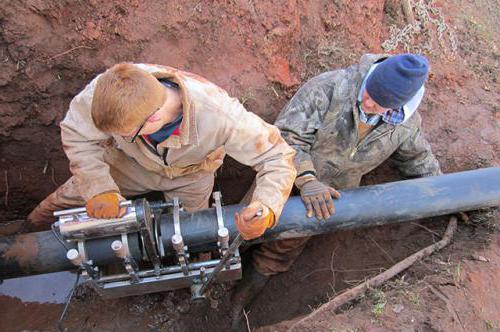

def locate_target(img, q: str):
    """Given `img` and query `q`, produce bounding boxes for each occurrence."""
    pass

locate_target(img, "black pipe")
[160,167,500,252]
[0,232,142,279]
[2,167,500,279]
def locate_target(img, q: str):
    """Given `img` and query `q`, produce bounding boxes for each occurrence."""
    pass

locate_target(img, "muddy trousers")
[250,174,362,276]
[238,181,310,277]
[251,237,311,276]
[27,149,215,228]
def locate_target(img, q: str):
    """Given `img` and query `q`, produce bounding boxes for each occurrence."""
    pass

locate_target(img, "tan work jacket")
[60,64,296,219]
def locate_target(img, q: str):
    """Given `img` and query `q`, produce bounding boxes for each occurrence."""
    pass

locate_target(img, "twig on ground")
[4,170,8,207]
[300,266,384,281]
[289,216,457,332]
[49,45,93,60]
[270,86,280,98]
[43,160,49,174]
[368,235,396,264]
[243,309,251,332]
[330,245,338,282]
[51,167,59,187]
[427,283,465,331]
[411,221,441,238]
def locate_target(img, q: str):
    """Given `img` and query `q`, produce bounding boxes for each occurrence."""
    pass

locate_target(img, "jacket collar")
[134,64,199,149]
[350,55,396,143]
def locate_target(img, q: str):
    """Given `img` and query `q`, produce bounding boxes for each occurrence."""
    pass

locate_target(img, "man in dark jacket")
[231,53,441,325]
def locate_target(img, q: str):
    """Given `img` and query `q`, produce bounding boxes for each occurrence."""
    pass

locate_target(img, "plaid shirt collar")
[357,63,425,126]
[358,103,406,126]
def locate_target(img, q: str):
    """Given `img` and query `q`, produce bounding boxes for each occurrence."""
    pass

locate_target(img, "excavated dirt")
[0,0,499,331]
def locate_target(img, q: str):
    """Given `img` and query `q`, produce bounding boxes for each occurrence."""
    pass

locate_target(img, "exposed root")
[243,309,251,332]
[4,170,8,207]
[49,45,93,60]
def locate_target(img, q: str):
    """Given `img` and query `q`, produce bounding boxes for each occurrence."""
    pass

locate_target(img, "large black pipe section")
[160,167,500,252]
[0,232,141,279]
[1,167,499,279]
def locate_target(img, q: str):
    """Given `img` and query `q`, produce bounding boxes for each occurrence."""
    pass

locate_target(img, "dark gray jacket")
[275,54,441,189]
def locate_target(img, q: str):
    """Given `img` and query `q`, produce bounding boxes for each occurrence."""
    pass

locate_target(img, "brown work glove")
[86,192,127,219]
[235,201,275,240]
[300,179,341,220]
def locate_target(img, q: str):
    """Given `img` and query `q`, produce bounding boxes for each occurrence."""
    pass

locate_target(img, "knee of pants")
[28,177,85,226]
[251,236,311,276]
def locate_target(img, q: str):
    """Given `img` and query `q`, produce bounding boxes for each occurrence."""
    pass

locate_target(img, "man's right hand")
[86,192,127,218]
[299,179,341,220]
[235,201,275,240]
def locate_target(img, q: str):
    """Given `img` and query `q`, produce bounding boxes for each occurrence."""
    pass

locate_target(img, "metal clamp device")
[54,192,242,300]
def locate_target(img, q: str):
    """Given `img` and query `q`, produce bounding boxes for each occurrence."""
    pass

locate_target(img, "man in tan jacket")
[28,63,296,246]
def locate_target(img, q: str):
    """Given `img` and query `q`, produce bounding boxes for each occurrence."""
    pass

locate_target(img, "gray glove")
[300,179,341,220]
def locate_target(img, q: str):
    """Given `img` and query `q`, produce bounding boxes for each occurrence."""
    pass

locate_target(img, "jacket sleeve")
[273,72,335,187]
[60,79,120,201]
[219,95,297,221]
[390,114,442,178]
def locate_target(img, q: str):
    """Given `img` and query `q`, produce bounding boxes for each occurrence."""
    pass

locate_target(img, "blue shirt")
[146,80,183,146]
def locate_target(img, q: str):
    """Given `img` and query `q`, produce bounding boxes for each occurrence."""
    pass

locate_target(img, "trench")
[0,218,454,331]
[1,168,499,331]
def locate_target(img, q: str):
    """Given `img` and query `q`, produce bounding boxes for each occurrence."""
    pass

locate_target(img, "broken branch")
[243,309,251,332]
[4,170,8,207]
[49,45,93,60]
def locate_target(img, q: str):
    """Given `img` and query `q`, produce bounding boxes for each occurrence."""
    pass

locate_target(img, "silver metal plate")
[94,262,241,299]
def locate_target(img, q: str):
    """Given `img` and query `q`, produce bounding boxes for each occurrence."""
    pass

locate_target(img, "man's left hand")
[235,201,275,240]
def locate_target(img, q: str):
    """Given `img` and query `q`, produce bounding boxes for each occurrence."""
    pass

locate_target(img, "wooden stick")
[51,166,59,187]
[243,309,251,332]
[49,45,92,60]
[368,235,396,263]
[411,221,441,238]
[4,170,8,207]
[289,216,457,332]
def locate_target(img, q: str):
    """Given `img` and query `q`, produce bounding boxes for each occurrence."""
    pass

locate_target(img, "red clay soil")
[0,0,389,220]
[0,0,499,331]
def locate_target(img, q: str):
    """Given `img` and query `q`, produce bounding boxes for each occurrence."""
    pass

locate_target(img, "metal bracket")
[213,192,229,258]
[190,266,208,300]
[111,236,140,284]
[173,197,182,236]
[77,240,86,262]
[172,197,189,276]
[213,192,224,230]
[134,199,161,276]
[120,234,140,282]
[71,241,98,280]
[198,234,244,296]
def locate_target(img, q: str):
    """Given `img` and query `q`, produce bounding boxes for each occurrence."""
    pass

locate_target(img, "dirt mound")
[0,0,391,220]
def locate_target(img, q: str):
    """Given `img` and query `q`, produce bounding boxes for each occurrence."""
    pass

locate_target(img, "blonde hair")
[91,63,165,132]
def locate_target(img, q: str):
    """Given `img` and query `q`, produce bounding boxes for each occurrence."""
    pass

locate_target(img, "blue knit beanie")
[366,54,429,109]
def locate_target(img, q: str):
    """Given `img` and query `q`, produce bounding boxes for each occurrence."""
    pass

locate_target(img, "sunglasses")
[123,109,158,143]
